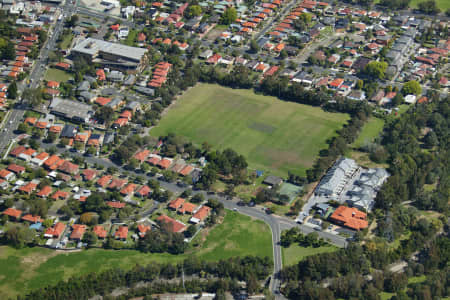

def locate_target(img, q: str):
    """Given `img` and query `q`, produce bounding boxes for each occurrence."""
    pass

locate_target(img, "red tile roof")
[179,165,194,176]
[10,146,26,157]
[181,202,197,214]
[93,225,107,238]
[169,197,185,210]
[52,190,69,200]
[120,183,136,195]
[107,201,126,209]
[2,208,22,219]
[137,224,151,237]
[157,215,186,233]
[0,169,13,179]
[158,158,172,169]
[19,182,38,194]
[115,226,128,239]
[70,224,86,240]
[82,169,97,181]
[95,97,111,106]
[192,205,211,222]
[329,206,368,230]
[134,149,150,162]
[37,185,52,197]
[97,175,112,187]
[21,214,42,223]
[108,178,127,190]
[58,161,79,174]
[7,164,25,174]
[136,185,151,197]
[45,222,66,238]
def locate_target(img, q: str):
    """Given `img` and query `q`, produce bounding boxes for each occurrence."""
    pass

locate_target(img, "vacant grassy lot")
[0,211,272,298]
[151,84,349,176]
[281,243,337,266]
[44,68,73,82]
[352,117,385,149]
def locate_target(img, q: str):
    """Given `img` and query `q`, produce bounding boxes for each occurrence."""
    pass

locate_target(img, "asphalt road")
[0,0,77,156]
[38,141,347,298]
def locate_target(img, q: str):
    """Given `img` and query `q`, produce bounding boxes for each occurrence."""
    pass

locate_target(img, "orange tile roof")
[70,224,86,240]
[45,222,66,238]
[93,225,107,238]
[108,178,127,190]
[10,146,26,157]
[169,197,185,210]
[97,175,112,187]
[21,214,42,223]
[19,182,38,194]
[181,202,197,214]
[157,215,186,233]
[136,185,151,197]
[82,169,97,181]
[115,226,128,239]
[137,224,151,237]
[0,169,12,179]
[37,185,52,197]
[34,152,49,161]
[120,183,136,195]
[95,97,112,106]
[7,164,25,174]
[49,125,62,133]
[192,205,211,222]
[52,190,69,200]
[158,158,172,169]
[24,117,37,125]
[2,208,22,218]
[44,155,61,168]
[179,165,193,176]
[134,149,150,162]
[107,201,126,209]
[329,206,368,230]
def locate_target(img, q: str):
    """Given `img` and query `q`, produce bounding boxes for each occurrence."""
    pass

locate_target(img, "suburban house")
[329,206,368,231]
[157,215,186,233]
[70,224,86,240]
[115,226,128,240]
[44,222,66,238]
[190,206,211,224]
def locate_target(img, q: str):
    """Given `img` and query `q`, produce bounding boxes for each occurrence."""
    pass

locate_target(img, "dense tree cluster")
[22,256,272,299]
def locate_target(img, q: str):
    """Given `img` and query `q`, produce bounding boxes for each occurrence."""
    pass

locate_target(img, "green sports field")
[151,84,349,176]
[0,211,272,299]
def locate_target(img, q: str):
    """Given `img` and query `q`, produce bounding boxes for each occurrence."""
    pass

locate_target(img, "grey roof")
[78,91,95,102]
[101,87,118,96]
[77,81,90,92]
[103,131,115,144]
[83,75,97,84]
[106,97,123,108]
[123,74,135,86]
[107,70,124,82]
[317,158,357,196]
[134,86,155,96]
[263,175,283,186]
[72,38,147,62]
[125,101,140,110]
[61,124,77,138]
[49,98,93,123]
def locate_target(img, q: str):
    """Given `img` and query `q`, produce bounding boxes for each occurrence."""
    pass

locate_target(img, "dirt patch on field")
[248,122,276,134]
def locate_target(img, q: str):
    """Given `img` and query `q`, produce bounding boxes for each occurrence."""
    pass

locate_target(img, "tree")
[418,0,440,14]
[250,39,259,53]
[66,15,79,27]
[82,231,98,247]
[22,88,42,107]
[95,106,114,125]
[7,81,17,99]
[363,61,388,79]
[220,8,237,25]
[402,80,422,96]
[185,5,202,18]
[423,131,438,149]
[5,225,35,248]
[391,93,404,107]
[2,41,15,60]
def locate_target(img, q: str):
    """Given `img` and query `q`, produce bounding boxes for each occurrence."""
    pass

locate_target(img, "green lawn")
[409,0,450,10]
[151,84,349,177]
[352,117,385,149]
[60,33,74,50]
[44,68,73,82]
[281,243,337,266]
[0,211,272,298]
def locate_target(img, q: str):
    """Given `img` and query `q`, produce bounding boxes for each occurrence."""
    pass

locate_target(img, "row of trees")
[22,256,272,299]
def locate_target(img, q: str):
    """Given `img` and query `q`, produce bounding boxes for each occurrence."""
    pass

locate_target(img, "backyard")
[151,84,349,177]
[44,68,73,82]
[0,211,272,298]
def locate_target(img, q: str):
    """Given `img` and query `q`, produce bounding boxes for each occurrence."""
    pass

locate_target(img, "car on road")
[233,208,237,211]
